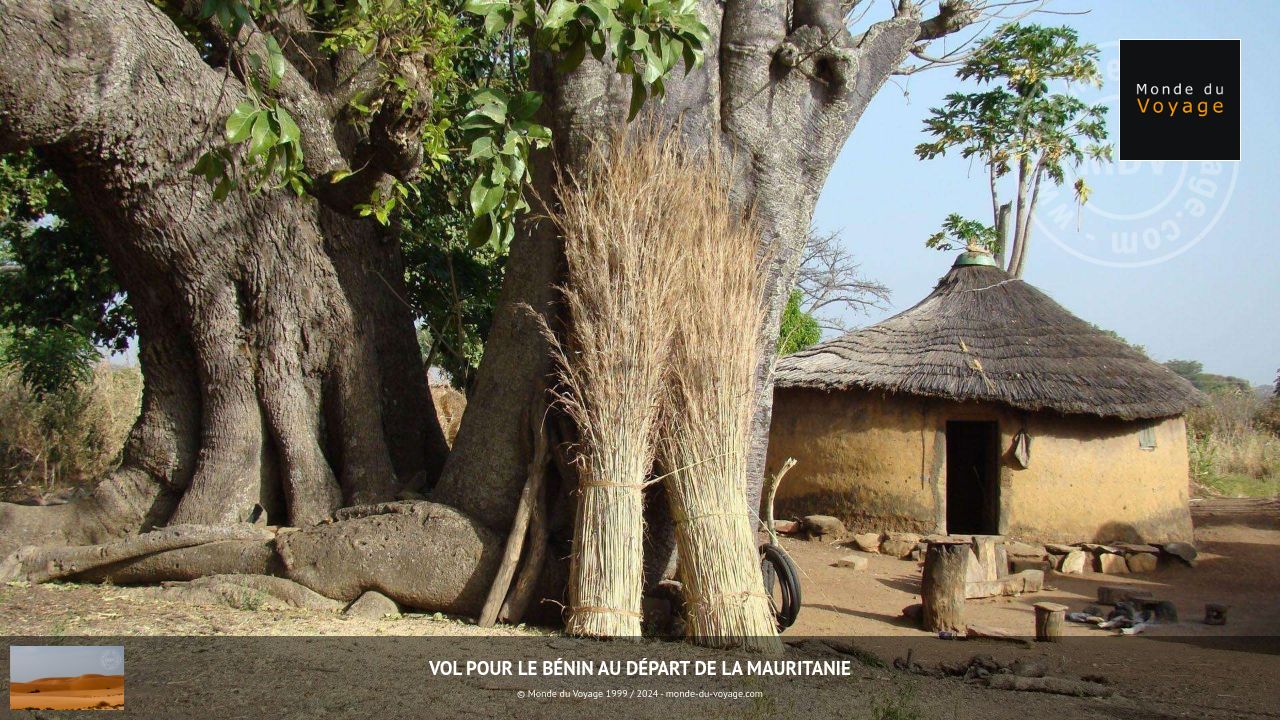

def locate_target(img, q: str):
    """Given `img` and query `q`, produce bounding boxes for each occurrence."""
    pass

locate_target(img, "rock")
[1141,600,1178,622]
[1057,550,1088,575]
[1018,569,1045,593]
[1097,585,1153,605]
[1096,553,1129,575]
[901,603,923,622]
[965,579,1005,599]
[1044,543,1076,555]
[887,531,922,544]
[773,519,801,535]
[1160,542,1198,566]
[344,590,400,620]
[852,532,882,553]
[1117,543,1160,555]
[1004,540,1047,558]
[1125,552,1158,574]
[803,515,845,540]
[1080,543,1120,554]
[1011,557,1052,574]
[1010,658,1047,678]
[880,539,916,559]
[836,554,869,571]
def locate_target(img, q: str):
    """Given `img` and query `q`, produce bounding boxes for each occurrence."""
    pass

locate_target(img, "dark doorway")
[945,421,1000,535]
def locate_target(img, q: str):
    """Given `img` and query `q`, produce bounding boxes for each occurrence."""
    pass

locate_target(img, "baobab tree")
[0,0,1032,614]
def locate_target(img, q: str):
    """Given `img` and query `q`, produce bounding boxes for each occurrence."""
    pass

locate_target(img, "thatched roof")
[775,257,1201,420]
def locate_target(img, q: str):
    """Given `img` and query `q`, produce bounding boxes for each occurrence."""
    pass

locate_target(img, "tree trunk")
[922,541,969,633]
[0,0,449,556]
[441,0,938,534]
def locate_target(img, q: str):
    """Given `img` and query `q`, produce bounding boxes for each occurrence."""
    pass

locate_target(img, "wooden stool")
[922,541,969,633]
[1033,602,1068,641]
[1204,603,1228,626]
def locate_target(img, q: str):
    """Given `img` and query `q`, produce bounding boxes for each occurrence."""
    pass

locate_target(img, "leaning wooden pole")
[479,393,549,628]
[922,541,969,633]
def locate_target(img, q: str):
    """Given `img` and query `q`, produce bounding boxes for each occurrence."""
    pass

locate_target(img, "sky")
[818,0,1279,386]
[10,646,125,682]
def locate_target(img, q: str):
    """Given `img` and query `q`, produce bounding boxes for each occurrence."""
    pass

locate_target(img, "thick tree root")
[0,525,275,584]
[156,575,345,612]
[0,502,510,617]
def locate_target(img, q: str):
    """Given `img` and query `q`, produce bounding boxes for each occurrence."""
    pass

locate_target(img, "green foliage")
[1186,389,1280,498]
[459,0,710,251]
[777,290,820,356]
[0,153,133,395]
[917,24,1112,265]
[1164,359,1252,394]
[916,24,1111,184]
[925,213,998,253]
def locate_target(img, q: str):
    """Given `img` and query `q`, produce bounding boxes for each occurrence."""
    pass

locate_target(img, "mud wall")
[765,387,1193,543]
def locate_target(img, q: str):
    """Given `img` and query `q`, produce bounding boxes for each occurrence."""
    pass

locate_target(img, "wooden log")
[478,392,549,628]
[1034,602,1067,642]
[498,417,552,625]
[1097,585,1152,605]
[921,541,969,633]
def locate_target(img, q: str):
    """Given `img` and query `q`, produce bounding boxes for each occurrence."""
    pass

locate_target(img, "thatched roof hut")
[767,252,1199,545]
[776,253,1200,420]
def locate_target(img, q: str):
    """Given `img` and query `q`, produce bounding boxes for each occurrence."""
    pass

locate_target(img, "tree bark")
[922,541,969,633]
[441,0,944,536]
[0,0,449,556]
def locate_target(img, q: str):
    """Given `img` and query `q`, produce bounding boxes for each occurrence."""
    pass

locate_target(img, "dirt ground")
[1,497,1277,719]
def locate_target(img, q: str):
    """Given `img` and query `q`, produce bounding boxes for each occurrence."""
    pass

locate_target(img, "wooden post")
[478,390,549,628]
[922,541,969,633]
[1034,602,1068,641]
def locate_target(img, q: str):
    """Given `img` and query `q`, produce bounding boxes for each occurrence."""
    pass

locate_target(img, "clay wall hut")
[767,251,1201,543]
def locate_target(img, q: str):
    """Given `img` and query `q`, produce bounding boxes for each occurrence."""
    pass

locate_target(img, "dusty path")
[1,497,1276,719]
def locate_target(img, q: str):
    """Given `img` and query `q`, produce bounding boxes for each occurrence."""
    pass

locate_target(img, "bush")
[1186,390,1280,498]
[0,360,141,502]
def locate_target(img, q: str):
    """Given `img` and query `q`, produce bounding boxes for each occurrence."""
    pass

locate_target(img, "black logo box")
[1119,39,1240,161]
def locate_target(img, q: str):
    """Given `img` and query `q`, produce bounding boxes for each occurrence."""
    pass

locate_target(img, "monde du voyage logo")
[1035,39,1240,268]
[1120,39,1240,162]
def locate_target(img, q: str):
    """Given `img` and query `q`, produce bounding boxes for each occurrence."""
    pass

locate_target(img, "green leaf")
[248,113,278,158]
[329,168,355,184]
[265,36,286,90]
[467,136,496,160]
[509,91,543,120]
[225,101,257,143]
[558,40,588,73]
[544,0,577,29]
[467,213,494,248]
[627,75,646,121]
[276,107,300,145]
[469,177,504,216]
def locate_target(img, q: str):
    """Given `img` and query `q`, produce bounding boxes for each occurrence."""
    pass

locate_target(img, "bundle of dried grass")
[658,152,782,653]
[548,133,686,638]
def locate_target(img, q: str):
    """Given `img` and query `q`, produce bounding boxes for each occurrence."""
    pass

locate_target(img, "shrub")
[0,360,141,501]
[1185,390,1280,498]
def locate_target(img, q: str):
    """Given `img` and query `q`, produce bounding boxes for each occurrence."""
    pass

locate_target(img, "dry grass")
[548,132,686,638]
[0,361,142,502]
[429,384,466,448]
[1187,391,1280,498]
[655,147,781,653]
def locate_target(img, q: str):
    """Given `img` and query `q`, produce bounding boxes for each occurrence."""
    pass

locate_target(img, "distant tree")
[1164,359,1204,383]
[796,228,889,333]
[0,153,132,395]
[1164,359,1251,395]
[916,23,1112,276]
[777,290,821,356]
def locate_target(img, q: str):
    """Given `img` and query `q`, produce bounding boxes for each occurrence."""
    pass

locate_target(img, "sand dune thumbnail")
[10,673,125,711]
